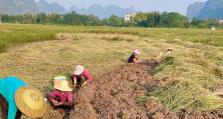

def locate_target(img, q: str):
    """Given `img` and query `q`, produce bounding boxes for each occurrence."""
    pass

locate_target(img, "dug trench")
[69,60,223,119]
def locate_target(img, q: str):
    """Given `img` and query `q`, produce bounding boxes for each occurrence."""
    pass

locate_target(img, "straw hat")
[73,65,84,75]
[133,49,140,55]
[14,86,46,118]
[54,80,73,92]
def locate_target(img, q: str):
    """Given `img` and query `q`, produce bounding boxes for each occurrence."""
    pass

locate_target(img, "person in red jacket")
[70,65,93,88]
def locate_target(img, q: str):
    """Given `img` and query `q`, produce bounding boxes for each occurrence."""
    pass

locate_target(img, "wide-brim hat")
[133,49,140,55]
[73,65,84,75]
[54,80,73,92]
[15,86,47,118]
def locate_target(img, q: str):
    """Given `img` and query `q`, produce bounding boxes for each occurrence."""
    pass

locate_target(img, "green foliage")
[1,24,223,53]
[134,12,189,28]
[0,41,6,52]
[36,13,47,24]
[190,18,221,28]
[108,15,125,27]
[0,25,56,52]
[147,12,160,27]
[160,12,189,28]
[2,11,222,28]
[137,20,148,27]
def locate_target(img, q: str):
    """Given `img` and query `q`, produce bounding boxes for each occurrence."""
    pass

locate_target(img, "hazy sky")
[43,0,207,15]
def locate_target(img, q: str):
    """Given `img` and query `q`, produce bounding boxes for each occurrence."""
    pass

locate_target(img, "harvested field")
[0,25,223,119]
[71,62,223,119]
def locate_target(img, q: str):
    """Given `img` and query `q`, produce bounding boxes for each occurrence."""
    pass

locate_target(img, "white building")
[125,12,136,22]
[211,27,216,31]
[218,19,223,24]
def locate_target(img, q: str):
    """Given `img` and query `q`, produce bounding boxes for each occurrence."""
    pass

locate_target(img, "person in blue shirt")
[0,94,23,119]
[0,76,27,119]
[0,76,47,119]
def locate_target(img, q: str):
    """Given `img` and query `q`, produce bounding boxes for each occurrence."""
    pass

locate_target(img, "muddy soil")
[70,61,223,119]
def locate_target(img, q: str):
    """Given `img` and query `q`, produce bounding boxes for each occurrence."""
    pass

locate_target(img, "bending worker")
[128,49,141,63]
[0,76,46,119]
[70,65,93,88]
[48,79,73,119]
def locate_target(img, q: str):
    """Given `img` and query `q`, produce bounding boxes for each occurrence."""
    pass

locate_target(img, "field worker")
[71,65,93,88]
[128,49,140,63]
[0,76,46,119]
[48,80,73,117]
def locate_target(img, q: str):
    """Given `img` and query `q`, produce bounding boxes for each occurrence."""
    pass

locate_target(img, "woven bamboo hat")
[15,86,47,118]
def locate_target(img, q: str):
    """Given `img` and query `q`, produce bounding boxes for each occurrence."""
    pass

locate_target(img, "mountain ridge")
[0,0,38,15]
[37,0,67,14]
[197,0,223,19]
[186,0,223,20]
[0,0,134,19]
[186,2,205,20]
[70,4,134,19]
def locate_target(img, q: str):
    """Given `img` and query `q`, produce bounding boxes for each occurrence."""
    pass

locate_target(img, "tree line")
[0,11,222,28]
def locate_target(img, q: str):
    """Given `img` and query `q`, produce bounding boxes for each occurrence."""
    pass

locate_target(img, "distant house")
[125,12,136,22]
[218,19,223,24]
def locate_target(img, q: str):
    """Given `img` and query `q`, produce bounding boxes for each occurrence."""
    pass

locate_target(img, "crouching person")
[0,76,46,119]
[71,65,93,88]
[48,80,73,118]
[128,49,141,63]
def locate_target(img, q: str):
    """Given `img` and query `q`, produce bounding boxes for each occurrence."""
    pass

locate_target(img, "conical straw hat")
[15,86,47,118]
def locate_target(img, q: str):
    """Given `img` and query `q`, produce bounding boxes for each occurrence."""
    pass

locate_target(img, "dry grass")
[151,41,223,111]
[0,24,223,114]
[0,33,163,91]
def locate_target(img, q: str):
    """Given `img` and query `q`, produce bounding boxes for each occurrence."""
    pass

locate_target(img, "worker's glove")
[82,81,88,86]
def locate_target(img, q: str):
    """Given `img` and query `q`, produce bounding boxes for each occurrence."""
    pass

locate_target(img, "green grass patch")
[1,24,223,53]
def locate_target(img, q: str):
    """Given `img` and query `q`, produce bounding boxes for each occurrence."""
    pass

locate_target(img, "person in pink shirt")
[70,65,93,88]
[48,80,73,118]
[128,49,141,63]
